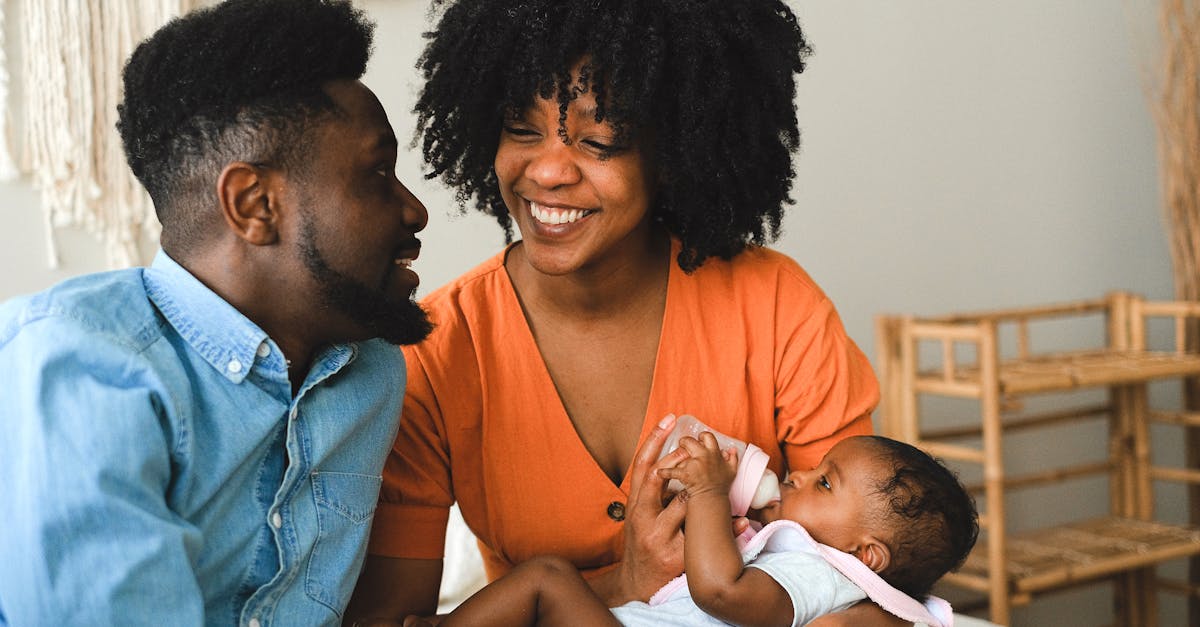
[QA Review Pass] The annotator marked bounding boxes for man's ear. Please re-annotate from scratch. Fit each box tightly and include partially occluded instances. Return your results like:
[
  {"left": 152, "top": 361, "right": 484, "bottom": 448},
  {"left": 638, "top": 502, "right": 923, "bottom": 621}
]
[
  {"left": 855, "top": 537, "right": 891, "bottom": 574},
  {"left": 216, "top": 162, "right": 279, "bottom": 246}
]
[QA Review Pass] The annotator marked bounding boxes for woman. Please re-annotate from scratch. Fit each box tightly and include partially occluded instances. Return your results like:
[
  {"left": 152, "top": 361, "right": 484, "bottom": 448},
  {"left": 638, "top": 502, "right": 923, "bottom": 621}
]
[{"left": 348, "top": 0, "right": 888, "bottom": 623}]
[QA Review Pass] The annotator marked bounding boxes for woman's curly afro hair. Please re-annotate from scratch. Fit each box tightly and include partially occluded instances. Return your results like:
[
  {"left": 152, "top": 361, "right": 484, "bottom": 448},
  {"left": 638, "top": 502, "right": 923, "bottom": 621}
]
[
  {"left": 116, "top": 0, "right": 373, "bottom": 256},
  {"left": 416, "top": 0, "right": 812, "bottom": 271}
]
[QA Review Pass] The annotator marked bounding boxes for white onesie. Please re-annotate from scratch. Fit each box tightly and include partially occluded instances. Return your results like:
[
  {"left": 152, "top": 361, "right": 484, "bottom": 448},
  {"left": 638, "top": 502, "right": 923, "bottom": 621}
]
[{"left": 610, "top": 520, "right": 953, "bottom": 627}]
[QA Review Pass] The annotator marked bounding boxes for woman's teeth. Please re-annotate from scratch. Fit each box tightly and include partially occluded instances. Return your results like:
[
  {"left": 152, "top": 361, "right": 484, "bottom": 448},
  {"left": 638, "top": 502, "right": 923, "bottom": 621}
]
[
  {"left": 394, "top": 258, "right": 413, "bottom": 268},
  {"left": 531, "top": 201, "right": 587, "bottom": 225}
]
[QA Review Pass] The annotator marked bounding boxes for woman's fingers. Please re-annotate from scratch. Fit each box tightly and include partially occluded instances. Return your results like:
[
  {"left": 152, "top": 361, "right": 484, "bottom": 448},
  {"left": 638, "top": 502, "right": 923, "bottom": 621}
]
[
  {"left": 615, "top": 415, "right": 692, "bottom": 601},
  {"left": 659, "top": 485, "right": 688, "bottom": 527},
  {"left": 629, "top": 414, "right": 678, "bottom": 504},
  {"left": 656, "top": 465, "right": 686, "bottom": 481}
]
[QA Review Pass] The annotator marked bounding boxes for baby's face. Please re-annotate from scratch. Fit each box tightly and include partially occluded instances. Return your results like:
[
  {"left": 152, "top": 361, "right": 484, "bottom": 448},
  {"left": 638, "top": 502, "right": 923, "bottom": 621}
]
[{"left": 758, "top": 436, "right": 887, "bottom": 555}]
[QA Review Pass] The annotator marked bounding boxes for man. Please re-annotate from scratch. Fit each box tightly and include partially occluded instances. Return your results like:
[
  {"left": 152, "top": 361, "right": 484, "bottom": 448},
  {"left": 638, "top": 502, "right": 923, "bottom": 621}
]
[{"left": 0, "top": 1, "right": 431, "bottom": 624}]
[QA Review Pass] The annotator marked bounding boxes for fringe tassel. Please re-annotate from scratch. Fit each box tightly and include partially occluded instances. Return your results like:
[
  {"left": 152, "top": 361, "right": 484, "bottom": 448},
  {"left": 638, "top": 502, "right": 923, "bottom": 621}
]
[
  {"left": 14, "top": 0, "right": 199, "bottom": 268},
  {"left": 0, "top": 3, "right": 20, "bottom": 182},
  {"left": 1152, "top": 0, "right": 1200, "bottom": 301}
]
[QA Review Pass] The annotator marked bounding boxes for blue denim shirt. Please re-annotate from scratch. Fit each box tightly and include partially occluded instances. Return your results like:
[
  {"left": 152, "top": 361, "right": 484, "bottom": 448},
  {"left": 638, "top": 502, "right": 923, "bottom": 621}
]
[{"left": 0, "top": 251, "right": 405, "bottom": 626}]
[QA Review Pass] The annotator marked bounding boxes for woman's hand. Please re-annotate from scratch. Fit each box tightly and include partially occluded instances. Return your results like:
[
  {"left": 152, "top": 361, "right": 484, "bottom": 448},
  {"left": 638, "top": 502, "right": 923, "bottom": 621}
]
[{"left": 600, "top": 414, "right": 690, "bottom": 605}]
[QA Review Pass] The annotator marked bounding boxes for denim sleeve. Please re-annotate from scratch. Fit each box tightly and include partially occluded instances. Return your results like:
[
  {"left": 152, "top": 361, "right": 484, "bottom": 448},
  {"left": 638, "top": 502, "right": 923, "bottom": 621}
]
[{"left": 0, "top": 316, "right": 204, "bottom": 625}]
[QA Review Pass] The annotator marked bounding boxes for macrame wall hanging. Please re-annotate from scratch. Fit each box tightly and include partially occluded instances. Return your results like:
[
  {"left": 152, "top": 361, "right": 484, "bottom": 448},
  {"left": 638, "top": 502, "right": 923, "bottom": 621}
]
[{"left": 1, "top": 0, "right": 202, "bottom": 268}]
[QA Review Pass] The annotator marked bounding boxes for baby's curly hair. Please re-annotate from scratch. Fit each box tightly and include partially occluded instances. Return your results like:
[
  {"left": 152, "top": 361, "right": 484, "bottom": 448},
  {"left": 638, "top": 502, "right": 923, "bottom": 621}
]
[
  {"left": 415, "top": 0, "right": 811, "bottom": 271},
  {"left": 863, "top": 436, "right": 980, "bottom": 600},
  {"left": 117, "top": 0, "right": 373, "bottom": 257}
]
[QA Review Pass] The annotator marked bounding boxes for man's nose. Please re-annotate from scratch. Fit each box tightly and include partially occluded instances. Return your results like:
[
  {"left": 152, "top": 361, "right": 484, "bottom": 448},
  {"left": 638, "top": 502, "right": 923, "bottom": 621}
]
[{"left": 395, "top": 181, "right": 428, "bottom": 233}]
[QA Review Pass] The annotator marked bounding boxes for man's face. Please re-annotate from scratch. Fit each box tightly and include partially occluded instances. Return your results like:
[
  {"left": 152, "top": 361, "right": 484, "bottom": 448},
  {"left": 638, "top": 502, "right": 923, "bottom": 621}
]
[{"left": 288, "top": 80, "right": 432, "bottom": 346}]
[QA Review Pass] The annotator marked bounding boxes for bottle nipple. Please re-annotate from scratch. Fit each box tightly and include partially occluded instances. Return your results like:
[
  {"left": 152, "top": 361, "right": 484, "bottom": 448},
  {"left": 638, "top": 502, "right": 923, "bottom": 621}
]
[{"left": 750, "top": 470, "right": 781, "bottom": 509}]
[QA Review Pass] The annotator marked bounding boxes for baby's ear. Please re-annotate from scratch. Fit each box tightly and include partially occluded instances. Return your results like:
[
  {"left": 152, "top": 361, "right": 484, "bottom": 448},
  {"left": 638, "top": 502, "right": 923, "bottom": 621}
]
[{"left": 855, "top": 537, "right": 891, "bottom": 574}]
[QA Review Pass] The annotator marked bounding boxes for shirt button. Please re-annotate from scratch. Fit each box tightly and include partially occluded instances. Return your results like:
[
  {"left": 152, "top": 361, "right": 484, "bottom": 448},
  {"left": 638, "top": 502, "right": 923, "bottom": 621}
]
[
  {"left": 256, "top": 343, "right": 271, "bottom": 358},
  {"left": 271, "top": 512, "right": 282, "bottom": 529},
  {"left": 606, "top": 501, "right": 626, "bottom": 521},
  {"left": 227, "top": 359, "right": 243, "bottom": 374},
  {"left": 248, "top": 618, "right": 261, "bottom": 627}
]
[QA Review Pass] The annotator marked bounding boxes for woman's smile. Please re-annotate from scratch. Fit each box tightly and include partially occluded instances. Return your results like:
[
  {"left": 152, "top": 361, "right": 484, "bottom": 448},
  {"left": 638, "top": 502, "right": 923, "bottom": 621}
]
[{"left": 529, "top": 200, "right": 595, "bottom": 226}]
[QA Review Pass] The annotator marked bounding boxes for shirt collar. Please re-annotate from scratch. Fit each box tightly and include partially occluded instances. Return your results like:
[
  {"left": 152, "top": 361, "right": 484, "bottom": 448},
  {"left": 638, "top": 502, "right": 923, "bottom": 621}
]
[{"left": 144, "top": 249, "right": 283, "bottom": 384}]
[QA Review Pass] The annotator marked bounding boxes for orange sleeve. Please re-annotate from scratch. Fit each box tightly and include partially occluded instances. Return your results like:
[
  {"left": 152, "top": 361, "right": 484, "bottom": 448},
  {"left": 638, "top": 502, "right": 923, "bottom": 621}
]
[
  {"left": 773, "top": 271, "right": 879, "bottom": 473},
  {"left": 368, "top": 346, "right": 454, "bottom": 559}
]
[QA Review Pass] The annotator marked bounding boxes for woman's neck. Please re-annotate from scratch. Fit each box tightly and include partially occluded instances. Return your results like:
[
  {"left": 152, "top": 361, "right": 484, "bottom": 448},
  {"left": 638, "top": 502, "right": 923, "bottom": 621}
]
[{"left": 506, "top": 226, "right": 672, "bottom": 319}]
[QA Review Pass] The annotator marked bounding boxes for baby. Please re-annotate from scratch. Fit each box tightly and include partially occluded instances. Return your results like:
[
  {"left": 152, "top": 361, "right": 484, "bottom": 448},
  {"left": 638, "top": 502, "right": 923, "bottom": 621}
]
[{"left": 408, "top": 434, "right": 978, "bottom": 627}]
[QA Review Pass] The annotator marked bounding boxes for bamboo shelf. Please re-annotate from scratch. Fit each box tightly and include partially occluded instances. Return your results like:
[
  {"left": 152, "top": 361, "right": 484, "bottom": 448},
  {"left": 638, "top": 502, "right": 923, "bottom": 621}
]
[
  {"left": 876, "top": 292, "right": 1200, "bottom": 626},
  {"left": 949, "top": 517, "right": 1200, "bottom": 596},
  {"left": 916, "top": 350, "right": 1200, "bottom": 396}
]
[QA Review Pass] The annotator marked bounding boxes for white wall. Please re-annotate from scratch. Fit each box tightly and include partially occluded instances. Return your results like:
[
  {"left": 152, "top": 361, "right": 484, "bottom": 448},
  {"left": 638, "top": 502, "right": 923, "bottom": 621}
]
[{"left": 0, "top": 2, "right": 1182, "bottom": 624}]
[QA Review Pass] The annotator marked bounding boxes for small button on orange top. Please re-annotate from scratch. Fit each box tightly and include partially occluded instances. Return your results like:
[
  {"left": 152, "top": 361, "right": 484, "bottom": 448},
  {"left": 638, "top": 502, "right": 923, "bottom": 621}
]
[{"left": 606, "top": 501, "right": 626, "bottom": 521}]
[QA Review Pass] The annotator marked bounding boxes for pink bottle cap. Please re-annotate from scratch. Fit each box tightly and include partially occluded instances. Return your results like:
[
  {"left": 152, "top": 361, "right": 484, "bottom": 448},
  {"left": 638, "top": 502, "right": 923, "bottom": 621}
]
[{"left": 729, "top": 443, "right": 771, "bottom": 516}]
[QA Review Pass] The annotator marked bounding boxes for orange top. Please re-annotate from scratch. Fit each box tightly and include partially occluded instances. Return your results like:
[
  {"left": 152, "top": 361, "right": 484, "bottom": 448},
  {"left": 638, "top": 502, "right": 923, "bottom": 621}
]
[{"left": 370, "top": 241, "right": 878, "bottom": 580}]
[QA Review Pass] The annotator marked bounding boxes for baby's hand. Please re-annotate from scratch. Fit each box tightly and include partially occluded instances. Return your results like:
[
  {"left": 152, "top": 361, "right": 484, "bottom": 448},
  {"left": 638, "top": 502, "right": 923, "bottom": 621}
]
[{"left": 655, "top": 432, "right": 738, "bottom": 502}]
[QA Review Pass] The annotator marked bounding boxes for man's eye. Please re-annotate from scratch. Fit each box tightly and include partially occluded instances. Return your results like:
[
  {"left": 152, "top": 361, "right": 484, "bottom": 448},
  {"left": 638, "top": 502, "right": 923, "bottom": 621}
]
[{"left": 375, "top": 164, "right": 394, "bottom": 177}]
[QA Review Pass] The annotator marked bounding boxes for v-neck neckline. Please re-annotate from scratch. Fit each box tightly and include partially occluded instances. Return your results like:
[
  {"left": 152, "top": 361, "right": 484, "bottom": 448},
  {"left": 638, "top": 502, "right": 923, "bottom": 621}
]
[{"left": 498, "top": 239, "right": 679, "bottom": 492}]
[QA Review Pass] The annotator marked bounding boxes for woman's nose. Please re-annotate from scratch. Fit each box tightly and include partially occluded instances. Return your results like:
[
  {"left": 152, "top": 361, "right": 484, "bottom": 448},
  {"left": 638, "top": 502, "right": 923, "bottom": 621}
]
[{"left": 524, "top": 141, "right": 581, "bottom": 189}]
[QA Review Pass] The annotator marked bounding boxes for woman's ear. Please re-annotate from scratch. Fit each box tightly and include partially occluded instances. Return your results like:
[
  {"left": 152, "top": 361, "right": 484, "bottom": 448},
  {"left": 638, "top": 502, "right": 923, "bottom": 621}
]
[
  {"left": 855, "top": 537, "right": 891, "bottom": 574},
  {"left": 216, "top": 162, "right": 279, "bottom": 246}
]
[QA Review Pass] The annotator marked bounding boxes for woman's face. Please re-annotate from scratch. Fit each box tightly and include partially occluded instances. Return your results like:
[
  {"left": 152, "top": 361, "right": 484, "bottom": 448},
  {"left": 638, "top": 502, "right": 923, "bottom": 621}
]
[{"left": 494, "top": 87, "right": 656, "bottom": 276}]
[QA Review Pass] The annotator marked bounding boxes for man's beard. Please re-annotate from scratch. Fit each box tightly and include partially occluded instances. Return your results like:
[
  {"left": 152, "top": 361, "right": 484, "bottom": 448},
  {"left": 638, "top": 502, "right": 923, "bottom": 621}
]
[{"left": 298, "top": 214, "right": 433, "bottom": 346}]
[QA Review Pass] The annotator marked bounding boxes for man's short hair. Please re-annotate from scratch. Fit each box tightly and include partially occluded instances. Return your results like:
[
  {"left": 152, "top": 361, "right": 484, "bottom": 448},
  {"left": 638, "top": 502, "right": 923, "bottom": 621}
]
[{"left": 117, "top": 0, "right": 374, "bottom": 257}]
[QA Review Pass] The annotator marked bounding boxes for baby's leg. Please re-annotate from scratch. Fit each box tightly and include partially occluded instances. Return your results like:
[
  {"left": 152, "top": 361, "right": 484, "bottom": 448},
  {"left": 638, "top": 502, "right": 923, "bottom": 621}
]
[{"left": 438, "top": 555, "right": 621, "bottom": 627}]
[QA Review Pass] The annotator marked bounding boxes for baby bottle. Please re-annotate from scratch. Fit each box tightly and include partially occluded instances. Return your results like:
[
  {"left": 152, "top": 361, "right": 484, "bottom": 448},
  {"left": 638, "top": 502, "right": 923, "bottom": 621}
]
[{"left": 658, "top": 414, "right": 780, "bottom": 516}]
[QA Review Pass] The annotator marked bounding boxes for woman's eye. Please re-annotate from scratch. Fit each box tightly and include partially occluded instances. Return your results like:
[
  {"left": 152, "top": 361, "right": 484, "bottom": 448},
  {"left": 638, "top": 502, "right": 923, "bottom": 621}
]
[
  {"left": 818, "top": 475, "right": 831, "bottom": 490},
  {"left": 583, "top": 139, "right": 625, "bottom": 156},
  {"left": 375, "top": 164, "right": 394, "bottom": 178},
  {"left": 503, "top": 125, "right": 537, "bottom": 137}
]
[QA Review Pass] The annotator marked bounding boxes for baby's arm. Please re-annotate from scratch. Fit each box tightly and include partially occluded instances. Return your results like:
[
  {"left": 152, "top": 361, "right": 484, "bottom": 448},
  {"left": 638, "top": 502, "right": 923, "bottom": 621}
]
[{"left": 657, "top": 434, "right": 795, "bottom": 627}]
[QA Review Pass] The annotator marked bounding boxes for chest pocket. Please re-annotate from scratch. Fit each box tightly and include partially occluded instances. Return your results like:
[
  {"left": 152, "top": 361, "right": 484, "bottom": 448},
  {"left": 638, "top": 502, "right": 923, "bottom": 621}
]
[{"left": 305, "top": 471, "right": 383, "bottom": 614}]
